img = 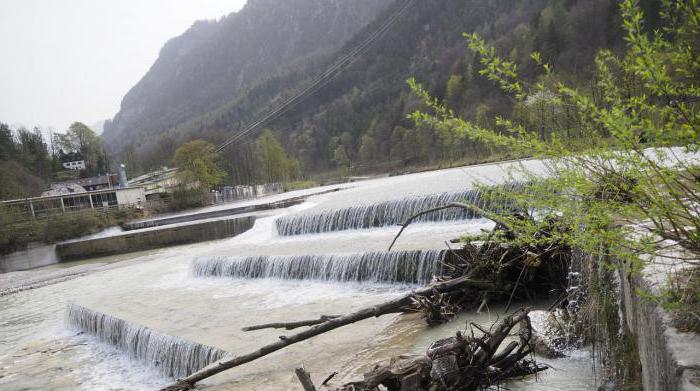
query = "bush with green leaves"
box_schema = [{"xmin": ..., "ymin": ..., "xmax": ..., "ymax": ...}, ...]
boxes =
[
  {"xmin": 0, "ymin": 204, "xmax": 42, "ymax": 255},
  {"xmin": 409, "ymin": 0, "xmax": 698, "ymax": 265},
  {"xmin": 409, "ymin": 0, "xmax": 699, "ymax": 371},
  {"xmin": 0, "ymin": 206, "xmax": 139, "ymax": 255}
]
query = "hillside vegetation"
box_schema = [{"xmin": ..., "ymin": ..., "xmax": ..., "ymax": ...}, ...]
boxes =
[
  {"xmin": 103, "ymin": 0, "xmax": 391, "ymax": 172},
  {"xmin": 104, "ymin": 0, "xmax": 664, "ymax": 184},
  {"xmin": 0, "ymin": 122, "xmax": 109, "ymax": 200}
]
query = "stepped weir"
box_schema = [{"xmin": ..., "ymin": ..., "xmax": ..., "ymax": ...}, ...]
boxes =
[
  {"xmin": 66, "ymin": 304, "xmax": 228, "ymax": 378},
  {"xmin": 274, "ymin": 187, "xmax": 518, "ymax": 236},
  {"xmin": 192, "ymin": 249, "xmax": 448, "ymax": 284}
]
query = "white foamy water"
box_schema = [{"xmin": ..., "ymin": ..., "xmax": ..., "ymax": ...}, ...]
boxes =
[
  {"xmin": 66, "ymin": 304, "xmax": 229, "ymax": 378},
  {"xmin": 274, "ymin": 185, "xmax": 521, "ymax": 236},
  {"xmin": 62, "ymin": 226, "xmax": 124, "ymax": 243},
  {"xmin": 192, "ymin": 249, "xmax": 447, "ymax": 284},
  {"xmin": 0, "ymin": 161, "xmax": 598, "ymax": 390}
]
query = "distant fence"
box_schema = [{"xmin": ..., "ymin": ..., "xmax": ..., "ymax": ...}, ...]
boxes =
[
  {"xmin": 217, "ymin": 183, "xmax": 283, "ymax": 203},
  {"xmin": 1, "ymin": 199, "xmax": 141, "ymax": 224},
  {"xmin": 1, "ymin": 187, "xmax": 146, "ymax": 221},
  {"xmin": 1, "ymin": 203, "xmax": 140, "ymax": 226},
  {"xmin": 141, "ymin": 183, "xmax": 284, "ymax": 214}
]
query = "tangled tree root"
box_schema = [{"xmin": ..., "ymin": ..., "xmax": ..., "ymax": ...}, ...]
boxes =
[
  {"xmin": 410, "ymin": 218, "xmax": 572, "ymax": 326},
  {"xmin": 335, "ymin": 309, "xmax": 547, "ymax": 391}
]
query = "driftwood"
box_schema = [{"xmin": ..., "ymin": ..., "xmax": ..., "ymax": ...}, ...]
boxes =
[
  {"xmin": 161, "ymin": 201, "xmax": 570, "ymax": 391},
  {"xmin": 340, "ymin": 355, "xmax": 432, "ymax": 390},
  {"xmin": 242, "ymin": 315, "xmax": 340, "ymax": 331},
  {"xmin": 322, "ymin": 372, "xmax": 339, "ymax": 386},
  {"xmin": 161, "ymin": 276, "xmax": 493, "ymax": 390},
  {"xmin": 338, "ymin": 309, "xmax": 547, "ymax": 391},
  {"xmin": 295, "ymin": 367, "xmax": 317, "ymax": 391}
]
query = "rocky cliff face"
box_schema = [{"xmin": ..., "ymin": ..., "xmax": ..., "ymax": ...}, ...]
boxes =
[{"xmin": 103, "ymin": 0, "xmax": 391, "ymax": 149}]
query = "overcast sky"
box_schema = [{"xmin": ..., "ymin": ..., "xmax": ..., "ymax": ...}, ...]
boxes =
[{"xmin": 0, "ymin": 0, "xmax": 247, "ymax": 132}]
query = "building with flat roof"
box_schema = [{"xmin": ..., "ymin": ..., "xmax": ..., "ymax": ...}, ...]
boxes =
[
  {"xmin": 128, "ymin": 167, "xmax": 181, "ymax": 197},
  {"xmin": 43, "ymin": 174, "xmax": 119, "ymax": 196},
  {"xmin": 2, "ymin": 187, "xmax": 145, "ymax": 219}
]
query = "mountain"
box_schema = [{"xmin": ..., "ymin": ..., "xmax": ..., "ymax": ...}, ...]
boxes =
[
  {"xmin": 106, "ymin": 0, "xmax": 636, "ymax": 183},
  {"xmin": 103, "ymin": 0, "xmax": 391, "ymax": 155}
]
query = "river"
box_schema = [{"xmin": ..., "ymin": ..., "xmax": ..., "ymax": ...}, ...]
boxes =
[{"xmin": 0, "ymin": 160, "xmax": 596, "ymax": 390}]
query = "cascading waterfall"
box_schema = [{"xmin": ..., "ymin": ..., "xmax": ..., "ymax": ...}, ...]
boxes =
[
  {"xmin": 65, "ymin": 304, "xmax": 229, "ymax": 379},
  {"xmin": 192, "ymin": 249, "xmax": 447, "ymax": 284},
  {"xmin": 275, "ymin": 185, "xmax": 520, "ymax": 236}
]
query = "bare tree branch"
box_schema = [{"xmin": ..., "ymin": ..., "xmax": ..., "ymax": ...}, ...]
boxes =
[
  {"xmin": 388, "ymin": 201, "xmax": 512, "ymax": 251},
  {"xmin": 161, "ymin": 275, "xmax": 491, "ymax": 390}
]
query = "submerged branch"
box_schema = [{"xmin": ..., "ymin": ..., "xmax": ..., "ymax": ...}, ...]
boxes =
[
  {"xmin": 388, "ymin": 201, "xmax": 512, "ymax": 251},
  {"xmin": 161, "ymin": 275, "xmax": 487, "ymax": 390},
  {"xmin": 295, "ymin": 367, "xmax": 317, "ymax": 391},
  {"xmin": 242, "ymin": 315, "xmax": 340, "ymax": 331}
]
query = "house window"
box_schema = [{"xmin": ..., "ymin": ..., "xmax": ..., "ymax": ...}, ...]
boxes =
[{"xmin": 91, "ymin": 192, "xmax": 117, "ymax": 207}]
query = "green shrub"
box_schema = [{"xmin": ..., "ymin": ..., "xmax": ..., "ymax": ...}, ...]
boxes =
[
  {"xmin": 662, "ymin": 267, "xmax": 700, "ymax": 333},
  {"xmin": 0, "ymin": 206, "xmax": 139, "ymax": 255},
  {"xmin": 43, "ymin": 210, "xmax": 107, "ymax": 243},
  {"xmin": 168, "ymin": 186, "xmax": 211, "ymax": 211},
  {"xmin": 283, "ymin": 180, "xmax": 319, "ymax": 192}
]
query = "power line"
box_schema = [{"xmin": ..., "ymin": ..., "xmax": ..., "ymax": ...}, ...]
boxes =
[
  {"xmin": 215, "ymin": 0, "xmax": 416, "ymax": 153},
  {"xmin": 216, "ymin": 0, "xmax": 414, "ymax": 151}
]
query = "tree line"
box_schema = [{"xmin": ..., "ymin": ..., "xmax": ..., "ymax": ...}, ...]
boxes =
[
  {"xmin": 0, "ymin": 122, "xmax": 109, "ymax": 200},
  {"xmin": 174, "ymin": 129, "xmax": 301, "ymax": 190}
]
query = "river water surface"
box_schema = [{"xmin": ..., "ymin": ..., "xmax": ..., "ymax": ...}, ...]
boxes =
[{"xmin": 0, "ymin": 161, "xmax": 596, "ymax": 390}]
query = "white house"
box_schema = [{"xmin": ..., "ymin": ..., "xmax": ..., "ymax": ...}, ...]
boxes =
[{"xmin": 62, "ymin": 160, "xmax": 86, "ymax": 170}]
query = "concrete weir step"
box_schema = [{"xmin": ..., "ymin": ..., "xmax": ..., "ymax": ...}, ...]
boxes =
[
  {"xmin": 121, "ymin": 187, "xmax": 342, "ymax": 231},
  {"xmin": 66, "ymin": 304, "xmax": 229, "ymax": 378},
  {"xmin": 122, "ymin": 197, "xmax": 303, "ymax": 231},
  {"xmin": 56, "ymin": 216, "xmax": 255, "ymax": 261}
]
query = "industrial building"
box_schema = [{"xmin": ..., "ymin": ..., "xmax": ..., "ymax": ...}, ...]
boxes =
[{"xmin": 1, "ymin": 187, "xmax": 145, "ymax": 218}]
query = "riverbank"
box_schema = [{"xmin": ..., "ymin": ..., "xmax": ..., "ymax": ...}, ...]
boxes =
[
  {"xmin": 609, "ymin": 247, "xmax": 700, "ymax": 390},
  {"xmin": 0, "ymin": 207, "xmax": 139, "ymax": 256},
  {"xmin": 0, "ymin": 187, "xmax": 343, "ymax": 271}
]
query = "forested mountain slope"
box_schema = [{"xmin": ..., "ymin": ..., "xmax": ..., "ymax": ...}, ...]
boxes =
[
  {"xmin": 106, "ymin": 0, "xmax": 663, "ymax": 183},
  {"xmin": 0, "ymin": 124, "xmax": 50, "ymax": 199},
  {"xmin": 102, "ymin": 0, "xmax": 391, "ymax": 158}
]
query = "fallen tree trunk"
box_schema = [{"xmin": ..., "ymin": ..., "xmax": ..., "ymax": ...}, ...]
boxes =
[
  {"xmin": 242, "ymin": 315, "xmax": 340, "ymax": 331},
  {"xmin": 161, "ymin": 276, "xmax": 493, "ymax": 390},
  {"xmin": 164, "ymin": 201, "xmax": 570, "ymax": 390}
]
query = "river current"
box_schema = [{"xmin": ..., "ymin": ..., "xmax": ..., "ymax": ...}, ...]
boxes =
[{"xmin": 0, "ymin": 160, "xmax": 596, "ymax": 390}]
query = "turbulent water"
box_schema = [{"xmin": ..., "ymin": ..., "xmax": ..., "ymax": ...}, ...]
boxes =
[
  {"xmin": 192, "ymin": 249, "xmax": 447, "ymax": 284},
  {"xmin": 275, "ymin": 185, "xmax": 519, "ymax": 236},
  {"xmin": 66, "ymin": 304, "xmax": 228, "ymax": 378},
  {"xmin": 1, "ymin": 161, "xmax": 598, "ymax": 390}
]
